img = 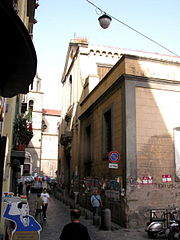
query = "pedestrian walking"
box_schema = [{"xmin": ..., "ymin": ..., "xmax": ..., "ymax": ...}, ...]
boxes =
[
  {"xmin": 59, "ymin": 209, "xmax": 91, "ymax": 240},
  {"xmin": 40, "ymin": 188, "xmax": 50, "ymax": 220},
  {"xmin": 42, "ymin": 178, "xmax": 47, "ymax": 189},
  {"xmin": 35, "ymin": 193, "xmax": 43, "ymax": 219},
  {"xmin": 90, "ymin": 189, "xmax": 103, "ymax": 216}
]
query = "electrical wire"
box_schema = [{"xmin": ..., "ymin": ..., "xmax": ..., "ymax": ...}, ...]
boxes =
[{"xmin": 86, "ymin": 0, "xmax": 179, "ymax": 57}]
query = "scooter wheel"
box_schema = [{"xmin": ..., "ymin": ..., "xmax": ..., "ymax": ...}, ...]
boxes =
[{"xmin": 148, "ymin": 232, "xmax": 157, "ymax": 239}]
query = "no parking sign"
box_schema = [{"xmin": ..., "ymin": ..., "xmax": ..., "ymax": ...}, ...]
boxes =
[{"xmin": 108, "ymin": 151, "xmax": 120, "ymax": 163}]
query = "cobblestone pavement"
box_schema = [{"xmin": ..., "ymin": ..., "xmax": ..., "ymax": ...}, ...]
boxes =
[{"xmin": 28, "ymin": 193, "xmax": 148, "ymax": 240}]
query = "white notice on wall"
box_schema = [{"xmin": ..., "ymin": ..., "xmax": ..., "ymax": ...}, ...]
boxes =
[{"xmin": 108, "ymin": 163, "xmax": 118, "ymax": 169}]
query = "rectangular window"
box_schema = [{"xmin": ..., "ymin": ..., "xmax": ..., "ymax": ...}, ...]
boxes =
[
  {"xmin": 23, "ymin": 164, "xmax": 30, "ymax": 175},
  {"xmin": 69, "ymin": 75, "xmax": 72, "ymax": 105},
  {"xmin": 36, "ymin": 80, "xmax": 40, "ymax": 92},
  {"xmin": 84, "ymin": 125, "xmax": 92, "ymax": 177},
  {"xmin": 103, "ymin": 109, "xmax": 112, "ymax": 153}
]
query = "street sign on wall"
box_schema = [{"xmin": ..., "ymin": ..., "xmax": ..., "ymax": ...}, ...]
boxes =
[
  {"xmin": 109, "ymin": 163, "xmax": 118, "ymax": 169},
  {"xmin": 108, "ymin": 151, "xmax": 120, "ymax": 163},
  {"xmin": 162, "ymin": 175, "xmax": 172, "ymax": 183}
]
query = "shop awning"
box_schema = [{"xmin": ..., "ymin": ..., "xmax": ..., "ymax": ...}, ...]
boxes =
[{"xmin": 0, "ymin": 0, "xmax": 37, "ymax": 97}]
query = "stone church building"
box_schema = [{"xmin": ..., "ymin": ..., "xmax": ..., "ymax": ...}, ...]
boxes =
[{"xmin": 58, "ymin": 38, "xmax": 180, "ymax": 227}]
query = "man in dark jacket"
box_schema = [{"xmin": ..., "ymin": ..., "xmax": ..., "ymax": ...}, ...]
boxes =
[{"xmin": 60, "ymin": 209, "xmax": 91, "ymax": 240}]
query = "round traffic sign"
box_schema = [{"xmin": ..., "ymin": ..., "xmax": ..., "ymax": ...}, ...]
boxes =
[{"xmin": 108, "ymin": 151, "xmax": 120, "ymax": 163}]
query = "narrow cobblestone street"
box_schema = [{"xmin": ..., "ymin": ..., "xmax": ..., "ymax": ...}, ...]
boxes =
[{"xmin": 28, "ymin": 193, "xmax": 148, "ymax": 240}]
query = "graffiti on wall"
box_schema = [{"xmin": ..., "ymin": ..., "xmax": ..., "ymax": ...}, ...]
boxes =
[{"xmin": 76, "ymin": 177, "xmax": 122, "ymax": 200}]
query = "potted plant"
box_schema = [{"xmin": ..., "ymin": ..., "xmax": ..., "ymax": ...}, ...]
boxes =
[{"xmin": 13, "ymin": 116, "xmax": 33, "ymax": 150}]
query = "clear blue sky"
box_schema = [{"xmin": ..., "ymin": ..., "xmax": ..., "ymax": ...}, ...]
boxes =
[{"xmin": 33, "ymin": 0, "xmax": 180, "ymax": 109}]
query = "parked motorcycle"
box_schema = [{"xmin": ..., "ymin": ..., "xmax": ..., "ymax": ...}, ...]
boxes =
[
  {"xmin": 168, "ymin": 218, "xmax": 180, "ymax": 240},
  {"xmin": 145, "ymin": 208, "xmax": 180, "ymax": 239},
  {"xmin": 145, "ymin": 209, "xmax": 168, "ymax": 238},
  {"xmin": 145, "ymin": 219, "xmax": 169, "ymax": 238}
]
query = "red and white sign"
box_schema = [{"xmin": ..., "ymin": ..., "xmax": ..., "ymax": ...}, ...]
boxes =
[
  {"xmin": 108, "ymin": 151, "xmax": 120, "ymax": 163},
  {"xmin": 142, "ymin": 176, "xmax": 153, "ymax": 184},
  {"xmin": 162, "ymin": 175, "xmax": 172, "ymax": 183}
]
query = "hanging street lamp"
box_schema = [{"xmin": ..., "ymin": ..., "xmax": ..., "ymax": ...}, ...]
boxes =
[{"xmin": 98, "ymin": 13, "xmax": 112, "ymax": 29}]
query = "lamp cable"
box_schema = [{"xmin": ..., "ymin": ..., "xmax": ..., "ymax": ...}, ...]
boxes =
[{"xmin": 86, "ymin": 0, "xmax": 179, "ymax": 57}]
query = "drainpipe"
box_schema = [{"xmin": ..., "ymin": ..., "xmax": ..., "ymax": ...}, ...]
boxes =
[{"xmin": 0, "ymin": 136, "xmax": 7, "ymax": 217}]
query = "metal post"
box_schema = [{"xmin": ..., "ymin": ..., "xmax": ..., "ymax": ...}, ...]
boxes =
[{"xmin": 101, "ymin": 208, "xmax": 111, "ymax": 230}]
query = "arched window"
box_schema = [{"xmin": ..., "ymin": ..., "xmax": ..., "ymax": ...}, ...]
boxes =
[
  {"xmin": 28, "ymin": 100, "xmax": 34, "ymax": 110},
  {"xmin": 42, "ymin": 120, "xmax": 48, "ymax": 132},
  {"xmin": 36, "ymin": 79, "xmax": 41, "ymax": 92}
]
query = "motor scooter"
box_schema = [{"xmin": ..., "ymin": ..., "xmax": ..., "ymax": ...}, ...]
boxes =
[
  {"xmin": 145, "ymin": 209, "xmax": 171, "ymax": 239},
  {"xmin": 145, "ymin": 219, "xmax": 168, "ymax": 238},
  {"xmin": 145, "ymin": 208, "xmax": 180, "ymax": 239},
  {"xmin": 168, "ymin": 218, "xmax": 180, "ymax": 240}
]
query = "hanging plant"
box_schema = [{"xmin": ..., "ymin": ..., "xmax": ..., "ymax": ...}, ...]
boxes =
[{"xmin": 13, "ymin": 116, "xmax": 33, "ymax": 147}]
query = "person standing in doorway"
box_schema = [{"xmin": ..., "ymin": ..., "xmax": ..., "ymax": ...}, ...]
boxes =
[
  {"xmin": 60, "ymin": 209, "xmax": 91, "ymax": 240},
  {"xmin": 40, "ymin": 188, "xmax": 50, "ymax": 220},
  {"xmin": 90, "ymin": 189, "xmax": 103, "ymax": 216},
  {"xmin": 17, "ymin": 182, "xmax": 23, "ymax": 196}
]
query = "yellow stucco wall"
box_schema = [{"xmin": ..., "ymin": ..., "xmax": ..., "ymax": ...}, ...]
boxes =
[
  {"xmin": 0, "ymin": 97, "xmax": 16, "ymax": 234},
  {"xmin": 136, "ymin": 87, "xmax": 180, "ymax": 182},
  {"xmin": 80, "ymin": 88, "xmax": 123, "ymax": 179}
]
